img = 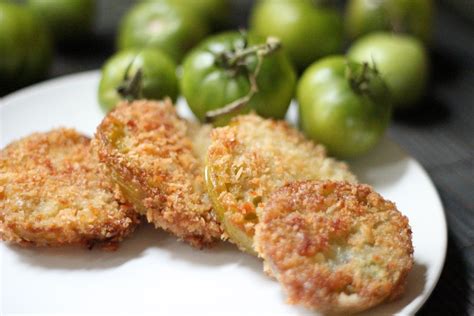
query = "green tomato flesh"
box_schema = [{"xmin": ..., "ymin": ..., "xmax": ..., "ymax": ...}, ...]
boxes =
[{"xmin": 205, "ymin": 166, "xmax": 257, "ymax": 255}]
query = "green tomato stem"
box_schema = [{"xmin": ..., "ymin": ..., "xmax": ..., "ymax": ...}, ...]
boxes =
[
  {"xmin": 215, "ymin": 36, "xmax": 281, "ymax": 69},
  {"xmin": 206, "ymin": 36, "xmax": 280, "ymax": 123},
  {"xmin": 346, "ymin": 61, "xmax": 380, "ymax": 98},
  {"xmin": 117, "ymin": 68, "xmax": 144, "ymax": 101}
]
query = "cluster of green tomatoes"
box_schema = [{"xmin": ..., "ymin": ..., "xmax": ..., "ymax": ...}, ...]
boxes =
[{"xmin": 0, "ymin": 0, "xmax": 433, "ymax": 158}]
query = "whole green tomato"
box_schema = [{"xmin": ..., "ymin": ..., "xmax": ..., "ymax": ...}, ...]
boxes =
[
  {"xmin": 98, "ymin": 48, "xmax": 179, "ymax": 112},
  {"xmin": 250, "ymin": 0, "xmax": 343, "ymax": 70},
  {"xmin": 27, "ymin": 0, "xmax": 95, "ymax": 43},
  {"xmin": 346, "ymin": 0, "xmax": 434, "ymax": 43},
  {"xmin": 146, "ymin": 0, "xmax": 229, "ymax": 29},
  {"xmin": 117, "ymin": 1, "xmax": 209, "ymax": 63},
  {"xmin": 297, "ymin": 56, "xmax": 392, "ymax": 158},
  {"xmin": 181, "ymin": 32, "xmax": 296, "ymax": 124},
  {"xmin": 0, "ymin": 2, "xmax": 52, "ymax": 94},
  {"xmin": 347, "ymin": 32, "xmax": 429, "ymax": 109}
]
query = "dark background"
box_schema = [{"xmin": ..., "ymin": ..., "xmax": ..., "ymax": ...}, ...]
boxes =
[{"xmin": 5, "ymin": 0, "xmax": 474, "ymax": 314}]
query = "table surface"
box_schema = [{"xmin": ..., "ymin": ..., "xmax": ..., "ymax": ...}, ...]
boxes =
[{"xmin": 3, "ymin": 1, "xmax": 474, "ymax": 315}]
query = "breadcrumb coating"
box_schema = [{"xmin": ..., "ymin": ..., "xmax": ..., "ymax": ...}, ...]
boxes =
[
  {"xmin": 0, "ymin": 128, "xmax": 139, "ymax": 249},
  {"xmin": 206, "ymin": 114, "xmax": 356, "ymax": 253},
  {"xmin": 94, "ymin": 100, "xmax": 221, "ymax": 248},
  {"xmin": 254, "ymin": 181, "xmax": 414, "ymax": 314}
]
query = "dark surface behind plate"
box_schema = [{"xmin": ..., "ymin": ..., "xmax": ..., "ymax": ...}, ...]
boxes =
[{"xmin": 1, "ymin": 0, "xmax": 473, "ymax": 315}]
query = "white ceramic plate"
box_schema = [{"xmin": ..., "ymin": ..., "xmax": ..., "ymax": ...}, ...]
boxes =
[{"xmin": 0, "ymin": 71, "xmax": 447, "ymax": 316}]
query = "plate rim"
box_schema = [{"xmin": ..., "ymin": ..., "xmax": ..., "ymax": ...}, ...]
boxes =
[
  {"xmin": 389, "ymin": 142, "xmax": 448, "ymax": 312},
  {"xmin": 1, "ymin": 70, "xmax": 100, "ymax": 104}
]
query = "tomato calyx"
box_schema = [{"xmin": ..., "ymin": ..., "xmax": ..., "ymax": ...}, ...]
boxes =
[
  {"xmin": 345, "ymin": 60, "xmax": 384, "ymax": 100},
  {"xmin": 117, "ymin": 69, "xmax": 143, "ymax": 102},
  {"xmin": 116, "ymin": 57, "xmax": 144, "ymax": 102},
  {"xmin": 214, "ymin": 33, "xmax": 281, "ymax": 72},
  {"xmin": 205, "ymin": 35, "xmax": 281, "ymax": 123}
]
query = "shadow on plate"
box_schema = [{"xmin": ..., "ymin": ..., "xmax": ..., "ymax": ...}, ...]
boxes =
[
  {"xmin": 349, "ymin": 137, "xmax": 409, "ymax": 188},
  {"xmin": 12, "ymin": 223, "xmax": 262, "ymax": 274},
  {"xmin": 11, "ymin": 223, "xmax": 160, "ymax": 270},
  {"xmin": 153, "ymin": 227, "xmax": 263, "ymax": 272}
]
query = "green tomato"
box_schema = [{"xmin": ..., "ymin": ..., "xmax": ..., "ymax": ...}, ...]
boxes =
[
  {"xmin": 347, "ymin": 32, "xmax": 429, "ymax": 109},
  {"xmin": 175, "ymin": 0, "xmax": 229, "ymax": 28},
  {"xmin": 27, "ymin": 0, "xmax": 95, "ymax": 43},
  {"xmin": 297, "ymin": 56, "xmax": 392, "ymax": 158},
  {"xmin": 0, "ymin": 2, "xmax": 52, "ymax": 94},
  {"xmin": 146, "ymin": 0, "xmax": 229, "ymax": 29},
  {"xmin": 117, "ymin": 1, "xmax": 209, "ymax": 63},
  {"xmin": 98, "ymin": 48, "xmax": 179, "ymax": 112},
  {"xmin": 346, "ymin": 0, "xmax": 434, "ymax": 43},
  {"xmin": 250, "ymin": 0, "xmax": 343, "ymax": 70},
  {"xmin": 181, "ymin": 31, "xmax": 296, "ymax": 124}
]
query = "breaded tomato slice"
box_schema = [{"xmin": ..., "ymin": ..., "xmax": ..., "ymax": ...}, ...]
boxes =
[
  {"xmin": 94, "ymin": 100, "xmax": 221, "ymax": 248},
  {"xmin": 206, "ymin": 114, "xmax": 356, "ymax": 254},
  {"xmin": 255, "ymin": 181, "xmax": 413, "ymax": 314},
  {"xmin": 0, "ymin": 128, "xmax": 139, "ymax": 249}
]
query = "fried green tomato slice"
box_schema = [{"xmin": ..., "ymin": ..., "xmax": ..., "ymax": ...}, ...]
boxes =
[
  {"xmin": 254, "ymin": 181, "xmax": 414, "ymax": 314},
  {"xmin": 0, "ymin": 128, "xmax": 139, "ymax": 249},
  {"xmin": 205, "ymin": 114, "xmax": 356, "ymax": 254},
  {"xmin": 94, "ymin": 100, "xmax": 221, "ymax": 248}
]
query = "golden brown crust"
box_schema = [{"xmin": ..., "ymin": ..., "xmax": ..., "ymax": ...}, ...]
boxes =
[
  {"xmin": 254, "ymin": 181, "xmax": 414, "ymax": 314},
  {"xmin": 94, "ymin": 100, "xmax": 221, "ymax": 248},
  {"xmin": 0, "ymin": 128, "xmax": 139, "ymax": 249},
  {"xmin": 206, "ymin": 114, "xmax": 356, "ymax": 253}
]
